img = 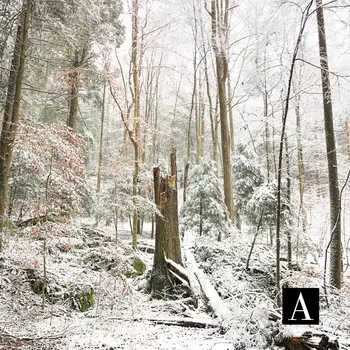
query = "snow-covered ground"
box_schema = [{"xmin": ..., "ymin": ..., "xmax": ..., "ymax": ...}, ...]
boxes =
[{"xmin": 1, "ymin": 220, "xmax": 350, "ymax": 349}]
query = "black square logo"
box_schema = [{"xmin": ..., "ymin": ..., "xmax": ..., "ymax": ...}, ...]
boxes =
[{"xmin": 282, "ymin": 288, "xmax": 319, "ymax": 325}]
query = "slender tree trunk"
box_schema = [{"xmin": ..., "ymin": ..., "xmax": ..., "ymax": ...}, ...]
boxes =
[
  {"xmin": 183, "ymin": 162, "xmax": 189, "ymax": 203},
  {"xmin": 199, "ymin": 192, "xmax": 203, "ymax": 236},
  {"xmin": 201, "ymin": 104, "xmax": 205, "ymax": 158},
  {"xmin": 67, "ymin": 50, "xmax": 79, "ymax": 132},
  {"xmin": 152, "ymin": 86, "xmax": 159, "ymax": 164},
  {"xmin": 114, "ymin": 209, "xmax": 118, "ymax": 240},
  {"xmin": 94, "ymin": 80, "xmax": 106, "ymax": 226},
  {"xmin": 187, "ymin": 51, "xmax": 197, "ymax": 164},
  {"xmin": 285, "ymin": 134, "xmax": 292, "ymax": 270},
  {"xmin": 96, "ymin": 80, "xmax": 106, "ymax": 195},
  {"xmin": 346, "ymin": 117, "xmax": 350, "ymax": 160},
  {"xmin": 195, "ymin": 77, "xmax": 201, "ymax": 164},
  {"xmin": 205, "ymin": 45, "xmax": 217, "ymax": 161},
  {"xmin": 264, "ymin": 91, "xmax": 273, "ymax": 181},
  {"xmin": 211, "ymin": 0, "xmax": 234, "ymax": 221},
  {"xmin": 227, "ymin": 72, "xmax": 234, "ymax": 154},
  {"xmin": 0, "ymin": 0, "xmax": 31, "ymax": 251},
  {"xmin": 151, "ymin": 214, "xmax": 154, "ymax": 239},
  {"xmin": 295, "ymin": 87, "xmax": 307, "ymax": 233},
  {"xmin": 131, "ymin": 0, "xmax": 140, "ymax": 250},
  {"xmin": 316, "ymin": 0, "xmax": 341, "ymax": 289},
  {"xmin": 275, "ymin": 0, "xmax": 313, "ymax": 306}
]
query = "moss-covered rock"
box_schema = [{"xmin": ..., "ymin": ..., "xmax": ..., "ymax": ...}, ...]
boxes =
[
  {"xmin": 133, "ymin": 256, "xmax": 146, "ymax": 275},
  {"xmin": 124, "ymin": 255, "xmax": 146, "ymax": 278},
  {"xmin": 72, "ymin": 285, "xmax": 95, "ymax": 312},
  {"xmin": 0, "ymin": 218, "xmax": 17, "ymax": 232}
]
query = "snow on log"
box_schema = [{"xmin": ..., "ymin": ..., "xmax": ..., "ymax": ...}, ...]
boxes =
[
  {"xmin": 168, "ymin": 269, "xmax": 190, "ymax": 289},
  {"xmin": 183, "ymin": 233, "xmax": 231, "ymax": 326},
  {"xmin": 108, "ymin": 316, "xmax": 219, "ymax": 328},
  {"xmin": 164, "ymin": 255, "xmax": 190, "ymax": 282}
]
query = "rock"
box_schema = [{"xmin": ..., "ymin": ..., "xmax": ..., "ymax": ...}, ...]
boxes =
[
  {"xmin": 71, "ymin": 285, "xmax": 95, "ymax": 312},
  {"xmin": 124, "ymin": 255, "xmax": 146, "ymax": 278},
  {"xmin": 0, "ymin": 217, "xmax": 17, "ymax": 232},
  {"xmin": 83, "ymin": 248, "xmax": 146, "ymax": 278},
  {"xmin": 25, "ymin": 268, "xmax": 44, "ymax": 294},
  {"xmin": 25, "ymin": 268, "xmax": 63, "ymax": 302},
  {"xmin": 133, "ymin": 256, "xmax": 146, "ymax": 275}
]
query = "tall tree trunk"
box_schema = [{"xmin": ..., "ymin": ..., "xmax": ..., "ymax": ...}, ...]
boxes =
[
  {"xmin": 285, "ymin": 134, "xmax": 292, "ymax": 270},
  {"xmin": 227, "ymin": 72, "xmax": 234, "ymax": 154},
  {"xmin": 150, "ymin": 153, "xmax": 183, "ymax": 295},
  {"xmin": 131, "ymin": 0, "xmax": 140, "ymax": 250},
  {"xmin": 211, "ymin": 0, "xmax": 234, "ymax": 222},
  {"xmin": 152, "ymin": 85, "xmax": 159, "ymax": 164},
  {"xmin": 205, "ymin": 60, "xmax": 217, "ymax": 162},
  {"xmin": 96, "ymin": 80, "xmax": 106, "ymax": 195},
  {"xmin": 275, "ymin": 0, "xmax": 313, "ymax": 306},
  {"xmin": 316, "ymin": 0, "xmax": 341, "ymax": 289},
  {"xmin": 264, "ymin": 91, "xmax": 273, "ymax": 181},
  {"xmin": 195, "ymin": 77, "xmax": 201, "ymax": 164},
  {"xmin": 0, "ymin": 0, "xmax": 31, "ymax": 250},
  {"xmin": 295, "ymin": 85, "xmax": 307, "ymax": 233},
  {"xmin": 95, "ymin": 80, "xmax": 106, "ymax": 226},
  {"xmin": 183, "ymin": 162, "xmax": 190, "ymax": 203},
  {"xmin": 187, "ymin": 48, "xmax": 197, "ymax": 164},
  {"xmin": 346, "ymin": 117, "xmax": 350, "ymax": 160},
  {"xmin": 67, "ymin": 50, "xmax": 79, "ymax": 132}
]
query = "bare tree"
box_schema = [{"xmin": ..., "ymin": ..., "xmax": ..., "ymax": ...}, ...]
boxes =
[
  {"xmin": 275, "ymin": 0, "xmax": 313, "ymax": 305},
  {"xmin": 316, "ymin": 0, "xmax": 341, "ymax": 289},
  {"xmin": 210, "ymin": 0, "xmax": 234, "ymax": 221}
]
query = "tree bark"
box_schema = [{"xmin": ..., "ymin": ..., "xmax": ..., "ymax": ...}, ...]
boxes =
[
  {"xmin": 295, "ymin": 84, "xmax": 307, "ymax": 234},
  {"xmin": 94, "ymin": 79, "xmax": 106, "ymax": 226},
  {"xmin": 67, "ymin": 50, "xmax": 79, "ymax": 132},
  {"xmin": 183, "ymin": 162, "xmax": 190, "ymax": 203},
  {"xmin": 275, "ymin": 0, "xmax": 313, "ymax": 306},
  {"xmin": 211, "ymin": 0, "xmax": 234, "ymax": 222},
  {"xmin": 346, "ymin": 117, "xmax": 350, "ymax": 160},
  {"xmin": 131, "ymin": 0, "xmax": 140, "ymax": 250},
  {"xmin": 316, "ymin": 0, "xmax": 341, "ymax": 289},
  {"xmin": 264, "ymin": 91, "xmax": 273, "ymax": 182},
  {"xmin": 227, "ymin": 72, "xmax": 234, "ymax": 154},
  {"xmin": 285, "ymin": 134, "xmax": 292, "ymax": 270},
  {"xmin": 150, "ymin": 153, "xmax": 183, "ymax": 296},
  {"xmin": 96, "ymin": 80, "xmax": 106, "ymax": 195},
  {"xmin": 0, "ymin": 0, "xmax": 31, "ymax": 250},
  {"xmin": 203, "ymin": 52, "xmax": 217, "ymax": 162}
]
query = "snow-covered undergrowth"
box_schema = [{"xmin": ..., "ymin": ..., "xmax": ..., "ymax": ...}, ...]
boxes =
[
  {"xmin": 0, "ymin": 223, "xmax": 230, "ymax": 350},
  {"xmin": 193, "ymin": 235, "xmax": 350, "ymax": 349}
]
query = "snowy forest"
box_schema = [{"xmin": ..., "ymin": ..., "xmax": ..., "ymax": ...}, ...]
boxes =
[{"xmin": 0, "ymin": 0, "xmax": 350, "ymax": 349}]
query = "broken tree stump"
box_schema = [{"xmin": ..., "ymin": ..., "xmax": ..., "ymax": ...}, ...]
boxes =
[{"xmin": 275, "ymin": 331, "xmax": 340, "ymax": 350}]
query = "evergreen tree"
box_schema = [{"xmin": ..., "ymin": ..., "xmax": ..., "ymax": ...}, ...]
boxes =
[
  {"xmin": 181, "ymin": 158, "xmax": 234, "ymax": 241},
  {"xmin": 232, "ymin": 144, "xmax": 265, "ymax": 229}
]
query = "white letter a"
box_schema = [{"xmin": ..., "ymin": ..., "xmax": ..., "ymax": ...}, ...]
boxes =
[{"xmin": 288, "ymin": 292, "xmax": 313, "ymax": 321}]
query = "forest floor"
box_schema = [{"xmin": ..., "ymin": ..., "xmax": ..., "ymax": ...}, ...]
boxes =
[{"xmin": 0, "ymin": 220, "xmax": 350, "ymax": 350}]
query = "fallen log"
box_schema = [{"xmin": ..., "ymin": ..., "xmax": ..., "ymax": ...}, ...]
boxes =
[
  {"xmin": 108, "ymin": 316, "xmax": 219, "ymax": 328},
  {"xmin": 164, "ymin": 254, "xmax": 191, "ymax": 288},
  {"xmin": 137, "ymin": 245, "xmax": 155, "ymax": 254},
  {"xmin": 183, "ymin": 233, "xmax": 231, "ymax": 327}
]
